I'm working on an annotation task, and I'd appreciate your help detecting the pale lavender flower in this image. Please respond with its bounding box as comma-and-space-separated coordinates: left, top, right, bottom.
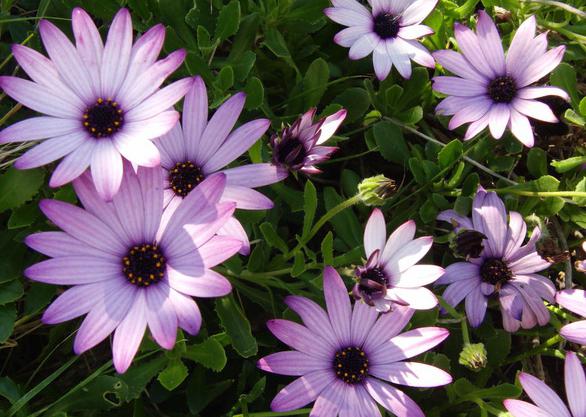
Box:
0, 8, 192, 200
504, 351, 586, 417
24, 167, 241, 373
437, 188, 554, 331
258, 266, 452, 417
324, 0, 437, 80
353, 208, 444, 312
556, 289, 586, 345
432, 12, 568, 147
271, 108, 346, 175
155, 77, 287, 255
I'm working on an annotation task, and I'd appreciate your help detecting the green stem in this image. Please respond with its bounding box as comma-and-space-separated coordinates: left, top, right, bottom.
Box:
504, 335, 563, 364
438, 296, 471, 345
7, 356, 78, 417
286, 194, 362, 261
522, 0, 586, 17
233, 409, 311, 417
492, 190, 586, 198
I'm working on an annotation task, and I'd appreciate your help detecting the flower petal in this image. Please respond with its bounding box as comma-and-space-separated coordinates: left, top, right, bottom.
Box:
475, 11, 506, 75
441, 278, 479, 308
258, 351, 329, 376
197, 236, 242, 268
370, 361, 452, 387
101, 8, 133, 96
350, 300, 379, 347
0, 116, 81, 144
505, 16, 536, 75
437, 262, 480, 285
324, 7, 372, 27
454, 23, 495, 78
90, 139, 123, 201
167, 269, 231, 298
373, 46, 392, 80
556, 289, 586, 317
266, 319, 333, 359
145, 281, 177, 349
383, 237, 433, 276
509, 108, 534, 147
323, 266, 352, 346
169, 288, 201, 335
517, 86, 569, 101
14, 131, 86, 169
393, 265, 444, 288
112, 290, 147, 373
387, 287, 438, 309
71, 7, 103, 92
363, 306, 414, 352
39, 19, 94, 102
182, 76, 208, 162
518, 372, 571, 417
125, 78, 194, 122
364, 208, 386, 258
368, 327, 449, 364
380, 220, 416, 265
25, 256, 120, 285
432, 50, 486, 82
364, 378, 424, 417
465, 286, 488, 327
516, 46, 565, 88
349, 33, 379, 60
316, 109, 347, 145
565, 351, 586, 417
271, 370, 334, 412
42, 282, 104, 324
0, 76, 83, 118
401, 0, 437, 26
432, 76, 487, 97
285, 295, 338, 349
512, 99, 558, 123
504, 400, 556, 417
487, 103, 510, 140
49, 140, 95, 187
560, 321, 586, 345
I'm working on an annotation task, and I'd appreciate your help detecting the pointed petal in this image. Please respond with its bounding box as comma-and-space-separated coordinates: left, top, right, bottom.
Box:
258, 351, 328, 376
101, 8, 133, 95
90, 139, 123, 201
364, 208, 387, 258
271, 370, 334, 412
323, 266, 352, 345
518, 372, 571, 417
364, 378, 425, 417
112, 290, 147, 373
369, 327, 449, 364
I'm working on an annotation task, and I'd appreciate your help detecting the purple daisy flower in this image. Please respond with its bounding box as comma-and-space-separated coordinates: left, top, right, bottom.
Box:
352, 208, 444, 312
271, 108, 346, 175
24, 167, 241, 373
155, 77, 287, 255
0, 8, 193, 200
324, 0, 437, 80
437, 188, 555, 331
432, 12, 568, 147
258, 266, 452, 417
556, 289, 586, 345
504, 351, 585, 417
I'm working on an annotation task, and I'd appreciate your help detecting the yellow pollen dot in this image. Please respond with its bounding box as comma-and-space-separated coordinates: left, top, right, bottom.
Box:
128, 273, 133, 278
97, 98, 103, 104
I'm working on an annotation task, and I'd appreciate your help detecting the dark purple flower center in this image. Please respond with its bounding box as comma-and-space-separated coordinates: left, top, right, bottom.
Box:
357, 267, 388, 300
487, 76, 517, 104
122, 243, 166, 287
83, 98, 124, 138
333, 346, 369, 384
168, 161, 205, 198
480, 258, 512, 286
451, 229, 487, 260
273, 136, 307, 168
373, 13, 401, 39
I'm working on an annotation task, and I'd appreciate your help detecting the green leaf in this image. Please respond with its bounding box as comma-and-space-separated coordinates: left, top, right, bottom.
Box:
574, 177, 586, 206
303, 181, 317, 238
239, 377, 266, 405
551, 156, 586, 173
0, 376, 20, 404
263, 27, 291, 59
244, 77, 264, 110
215, 65, 234, 92
119, 356, 167, 401
0, 168, 45, 213
373, 121, 410, 165
334, 88, 370, 123
408, 158, 427, 184
0, 304, 16, 343
183, 338, 227, 372
158, 359, 188, 391
419, 199, 438, 224
461, 173, 479, 196
197, 25, 214, 52
291, 251, 306, 277
0, 280, 23, 305
24, 283, 55, 316
550, 63, 580, 108
321, 231, 334, 266
260, 222, 288, 254
302, 58, 329, 108
438, 140, 463, 168
7, 204, 40, 229
215, 295, 258, 358
499, 175, 560, 193
215, 0, 241, 41
526, 148, 548, 178
186, 370, 233, 414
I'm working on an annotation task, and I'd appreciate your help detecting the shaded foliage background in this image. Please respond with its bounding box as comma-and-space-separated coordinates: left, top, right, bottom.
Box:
0, 0, 584, 416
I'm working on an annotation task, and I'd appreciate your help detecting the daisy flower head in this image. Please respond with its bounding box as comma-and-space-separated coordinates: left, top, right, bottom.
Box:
504, 351, 585, 417
270, 108, 346, 175
324, 0, 437, 80
155, 77, 287, 255
432, 12, 568, 148
556, 289, 586, 345
0, 8, 193, 200
24, 166, 242, 373
258, 266, 452, 417
437, 187, 555, 331
353, 208, 444, 312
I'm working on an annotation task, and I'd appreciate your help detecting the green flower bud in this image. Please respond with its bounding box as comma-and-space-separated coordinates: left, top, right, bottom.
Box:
458, 343, 488, 372
358, 175, 397, 206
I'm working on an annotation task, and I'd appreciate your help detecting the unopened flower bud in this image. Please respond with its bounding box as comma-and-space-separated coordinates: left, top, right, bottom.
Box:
459, 343, 488, 372
450, 229, 487, 260
358, 175, 397, 206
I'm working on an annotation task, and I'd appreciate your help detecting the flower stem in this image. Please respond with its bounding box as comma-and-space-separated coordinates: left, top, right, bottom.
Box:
285, 194, 362, 261
438, 296, 471, 345
492, 189, 586, 198
504, 334, 563, 364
